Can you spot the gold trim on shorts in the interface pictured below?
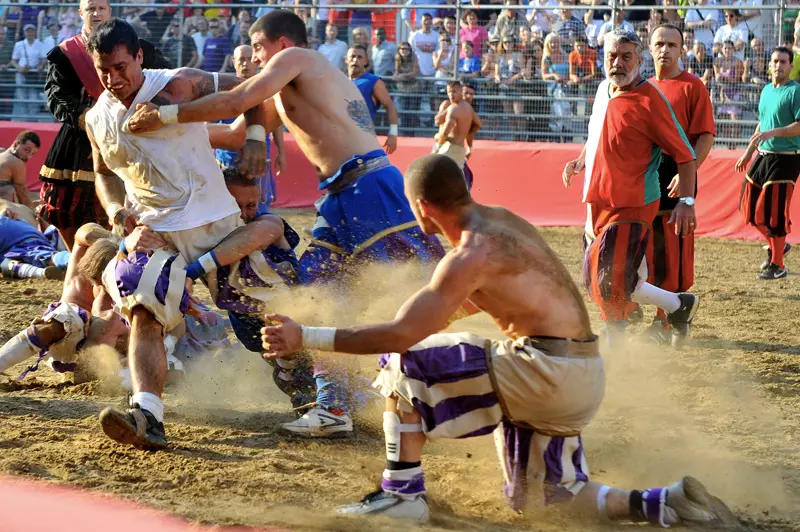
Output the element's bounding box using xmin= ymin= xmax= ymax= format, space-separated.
xmin=305 ymin=220 xmax=422 ymax=257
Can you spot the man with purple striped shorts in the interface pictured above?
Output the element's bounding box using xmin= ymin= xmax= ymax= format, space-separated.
xmin=261 ymin=155 xmax=734 ymax=526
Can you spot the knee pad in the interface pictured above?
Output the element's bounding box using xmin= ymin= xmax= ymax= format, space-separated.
xmin=383 ymin=411 xmax=422 ymax=462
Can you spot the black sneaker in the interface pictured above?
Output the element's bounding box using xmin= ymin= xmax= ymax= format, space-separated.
xmin=761 ymin=243 xmax=792 ymax=271
xmin=643 ymin=319 xmax=670 ymax=345
xmin=667 ymin=293 xmax=699 ymax=349
xmin=99 ymin=403 xmax=168 ymax=450
xmin=759 ymin=263 xmax=788 ymax=280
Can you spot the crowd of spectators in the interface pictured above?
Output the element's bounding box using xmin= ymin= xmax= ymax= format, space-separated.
xmin=0 ymin=0 xmax=796 ymax=142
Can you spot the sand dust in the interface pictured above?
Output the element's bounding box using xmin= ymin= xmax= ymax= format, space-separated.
xmin=0 ymin=214 xmax=798 ymax=531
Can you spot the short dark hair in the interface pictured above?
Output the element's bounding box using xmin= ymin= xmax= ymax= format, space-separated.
xmin=444 ymin=15 xmax=456 ymax=22
xmin=87 ymin=18 xmax=141 ymax=58
xmin=15 ymin=130 xmax=40 ymax=147
xmin=575 ymin=35 xmax=588 ymax=45
xmin=652 ymin=22 xmax=684 ymax=47
xmin=421 ymin=13 xmax=432 ymax=19
xmin=251 ymin=10 xmax=308 ymax=47
xmin=222 ymin=166 xmax=258 ymax=188
xmin=772 ymin=45 xmax=794 ymax=64
xmin=462 ymin=81 xmax=476 ymax=91
xmin=405 ymin=155 xmax=470 ymax=209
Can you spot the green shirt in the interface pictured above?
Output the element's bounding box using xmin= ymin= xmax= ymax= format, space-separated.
xmin=759 ymin=80 xmax=800 ymax=153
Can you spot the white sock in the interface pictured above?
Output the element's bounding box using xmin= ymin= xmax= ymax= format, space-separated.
xmin=131 ymin=391 xmax=164 ymax=422
xmin=632 ymin=282 xmax=681 ymax=314
xmin=0 ymin=331 xmax=38 ymax=373
xmin=1 ymin=258 xmax=46 ymax=278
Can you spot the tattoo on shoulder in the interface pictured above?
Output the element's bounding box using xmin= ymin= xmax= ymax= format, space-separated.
xmin=346 ymin=99 xmax=376 ymax=134
xmin=169 ymin=68 xmax=225 ymax=100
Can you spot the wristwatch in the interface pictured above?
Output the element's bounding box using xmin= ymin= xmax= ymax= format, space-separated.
xmin=679 ymin=197 xmax=696 ymax=207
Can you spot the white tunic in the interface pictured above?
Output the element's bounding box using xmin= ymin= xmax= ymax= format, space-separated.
xmin=86 ymin=68 xmax=240 ymax=232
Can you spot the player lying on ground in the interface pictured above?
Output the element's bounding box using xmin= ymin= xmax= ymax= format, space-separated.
xmin=0 ymin=201 xmax=70 ymax=280
xmin=261 ymin=155 xmax=734 ymax=527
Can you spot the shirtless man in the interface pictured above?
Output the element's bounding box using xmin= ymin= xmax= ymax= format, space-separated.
xmin=126 ymin=9 xmax=444 ymax=438
xmin=434 ymin=81 xmax=482 ymax=188
xmin=431 ymin=80 xmax=473 ymax=173
xmin=260 ymin=155 xmax=732 ymax=527
xmin=0 ymin=130 xmax=41 ymax=211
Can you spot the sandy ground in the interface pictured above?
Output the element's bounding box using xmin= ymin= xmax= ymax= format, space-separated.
xmin=0 ymin=212 xmax=798 ymax=531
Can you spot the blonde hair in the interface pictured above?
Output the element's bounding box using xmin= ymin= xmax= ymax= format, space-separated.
xmin=78 ymin=239 xmax=119 ymax=284
xmin=543 ymin=33 xmax=561 ymax=59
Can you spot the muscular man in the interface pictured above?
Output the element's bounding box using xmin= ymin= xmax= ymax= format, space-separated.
xmin=37 ymin=0 xmax=169 ymax=249
xmin=432 ymin=80 xmax=473 ymax=174
xmin=563 ymin=30 xmax=700 ymax=348
xmin=346 ymin=44 xmax=398 ymax=154
xmin=260 ymin=155 xmax=732 ymax=527
xmin=213 ymin=44 xmax=286 ymax=212
xmin=434 ymin=82 xmax=482 ymax=189
xmin=736 ymin=46 xmax=800 ymax=280
xmin=645 ymin=24 xmax=716 ymax=342
xmin=0 ymin=130 xmax=40 ymax=210
xmin=126 ymin=10 xmax=445 ymax=438
xmin=80 ymin=19 xmax=281 ymax=450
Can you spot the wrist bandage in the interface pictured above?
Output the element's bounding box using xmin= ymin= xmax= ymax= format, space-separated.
xmin=388 ymin=124 xmax=398 ymax=136
xmin=246 ymin=125 xmax=266 ymax=141
xmin=107 ymin=202 xmax=125 ymax=223
xmin=301 ymin=326 xmax=336 ymax=351
xmin=185 ymin=251 xmax=220 ymax=280
xmin=158 ymin=104 xmax=179 ymax=124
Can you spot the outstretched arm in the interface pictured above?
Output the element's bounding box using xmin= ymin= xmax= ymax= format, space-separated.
xmin=261 ymin=249 xmax=485 ymax=357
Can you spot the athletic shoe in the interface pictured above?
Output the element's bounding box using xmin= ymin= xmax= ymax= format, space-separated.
xmin=760 ymin=263 xmax=788 ymax=280
xmin=643 ymin=319 xmax=670 ymax=345
xmin=667 ymin=293 xmax=699 ymax=349
xmin=336 ymin=489 xmax=430 ymax=523
xmin=665 ymin=476 xmax=737 ymax=527
xmin=44 ymin=265 xmax=66 ymax=281
xmin=280 ymin=407 xmax=353 ymax=438
xmin=761 ymin=243 xmax=792 ymax=271
xmin=99 ymin=403 xmax=168 ymax=450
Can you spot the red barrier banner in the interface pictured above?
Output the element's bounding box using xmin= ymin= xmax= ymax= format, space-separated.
xmin=2 ymin=121 xmax=794 ymax=243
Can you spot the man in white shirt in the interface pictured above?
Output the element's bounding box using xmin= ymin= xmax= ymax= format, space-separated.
xmin=10 ymin=24 xmax=47 ymax=122
xmin=317 ymin=23 xmax=348 ymax=72
xmin=409 ymin=13 xmax=438 ymax=76
xmin=713 ymin=9 xmax=750 ymax=59
xmin=527 ymin=0 xmax=559 ymax=33
xmin=41 ymin=21 xmax=61 ymax=50
xmin=191 ymin=18 xmax=209 ymax=61
xmin=684 ymin=0 xmax=717 ymax=53
xmin=597 ymin=9 xmax=633 ymax=49
xmin=733 ymin=0 xmax=768 ymax=41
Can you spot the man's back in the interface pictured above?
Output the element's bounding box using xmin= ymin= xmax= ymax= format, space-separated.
xmin=274 ymin=48 xmax=383 ymax=178
xmin=459 ymin=205 xmax=593 ymax=340
xmin=445 ymin=101 xmax=473 ymax=144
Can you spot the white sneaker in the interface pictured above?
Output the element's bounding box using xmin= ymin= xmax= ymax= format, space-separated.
xmin=280 ymin=407 xmax=353 ymax=438
xmin=666 ymin=476 xmax=737 ymax=526
xmin=336 ymin=489 xmax=430 ymax=523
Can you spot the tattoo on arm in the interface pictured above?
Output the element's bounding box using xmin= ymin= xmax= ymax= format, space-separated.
xmin=346 ymin=99 xmax=376 ymax=134
xmin=167 ymin=68 xmax=244 ymax=102
xmin=150 ymin=94 xmax=172 ymax=106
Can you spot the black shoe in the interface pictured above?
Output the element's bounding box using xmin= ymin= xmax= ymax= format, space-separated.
xmin=667 ymin=293 xmax=699 ymax=349
xmin=759 ymin=263 xmax=788 ymax=280
xmin=99 ymin=403 xmax=168 ymax=450
xmin=761 ymin=243 xmax=792 ymax=271
xmin=643 ymin=319 xmax=670 ymax=345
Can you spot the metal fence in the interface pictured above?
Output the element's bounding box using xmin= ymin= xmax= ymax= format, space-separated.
xmin=0 ymin=0 xmax=791 ymax=147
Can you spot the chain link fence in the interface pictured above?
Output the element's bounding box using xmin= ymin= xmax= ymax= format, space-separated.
xmin=0 ymin=0 xmax=790 ymax=147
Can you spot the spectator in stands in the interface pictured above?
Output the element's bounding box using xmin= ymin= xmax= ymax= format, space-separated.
xmin=646 ymin=8 xmax=663 ymax=35
xmin=372 ymin=27 xmax=397 ymax=76
xmin=393 ymin=42 xmax=421 ymax=130
xmin=714 ymin=40 xmax=744 ymax=142
xmin=687 ymin=41 xmax=712 ymax=86
xmin=541 ymin=32 xmax=568 ymax=86
xmin=410 ymin=13 xmax=439 ymax=77
xmin=141 ymin=2 xmax=173 ymax=46
xmin=458 ymin=40 xmax=481 ymax=77
xmin=183 ymin=7 xmax=206 ymax=35
xmin=583 ymin=0 xmax=607 ymax=46
xmin=522 ymin=38 xmax=543 ymax=80
xmin=351 ymin=26 xmax=370 ymax=52
xmin=684 ymin=0 xmax=717 ymax=55
xmin=682 ymin=28 xmax=695 ymax=62
xmin=191 ymin=18 xmax=210 ymax=62
xmin=402 ymin=0 xmax=447 ymax=32
xmin=226 ymin=9 xmax=251 ymax=44
xmin=661 ymin=0 xmax=683 ymax=29
xmin=20 ymin=0 xmax=45 ymax=44
xmin=637 ymin=26 xmax=655 ymax=78
xmin=348 ymin=0 xmax=372 ymax=39
xmin=1 ymin=3 xmax=21 ymax=43
xmin=57 ymin=5 xmax=80 ymax=42
xmin=10 ymin=24 xmax=46 ymax=122
xmin=460 ymin=9 xmax=489 ymax=57
xmin=0 ymin=30 xmax=14 ymax=117
xmin=732 ymin=0 xmax=767 ymax=41
xmin=372 ymin=0 xmax=398 ymax=45
xmin=443 ymin=15 xmax=457 ymax=42
xmin=433 ymin=31 xmax=455 ymax=95
xmin=495 ymin=35 xmax=525 ymax=137
xmin=568 ymin=35 xmax=597 ymax=86
xmin=527 ymin=0 xmax=559 ymax=35
xmin=482 ymin=36 xmax=500 ymax=77
xmin=296 ymin=4 xmax=318 ymax=47
xmin=318 ymin=23 xmax=348 ymax=72
xmin=311 ymin=0 xmax=331 ymax=46
xmin=232 ymin=20 xmax=251 ymax=47
xmin=597 ymin=9 xmax=633 ymax=49
xmin=200 ymin=17 xmax=232 ymax=72
xmin=41 ymin=20 xmax=60 ymax=50
xmin=713 ymin=10 xmax=748 ymax=60
xmin=552 ymin=0 xmax=586 ymax=51
xmin=255 ymin=0 xmax=281 ymax=19
xmin=519 ymin=25 xmax=533 ymax=48
xmin=743 ymin=36 xmax=769 ymax=85
xmin=495 ymin=0 xmax=525 ymax=41
xmin=162 ymin=19 xmax=198 ymax=67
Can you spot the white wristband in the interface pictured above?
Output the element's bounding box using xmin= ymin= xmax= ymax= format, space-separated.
xmin=388 ymin=124 xmax=398 ymax=136
xmin=107 ymin=202 xmax=124 ymax=223
xmin=246 ymin=125 xmax=266 ymax=141
xmin=158 ymin=104 xmax=179 ymax=124
xmin=301 ymin=326 xmax=337 ymax=351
